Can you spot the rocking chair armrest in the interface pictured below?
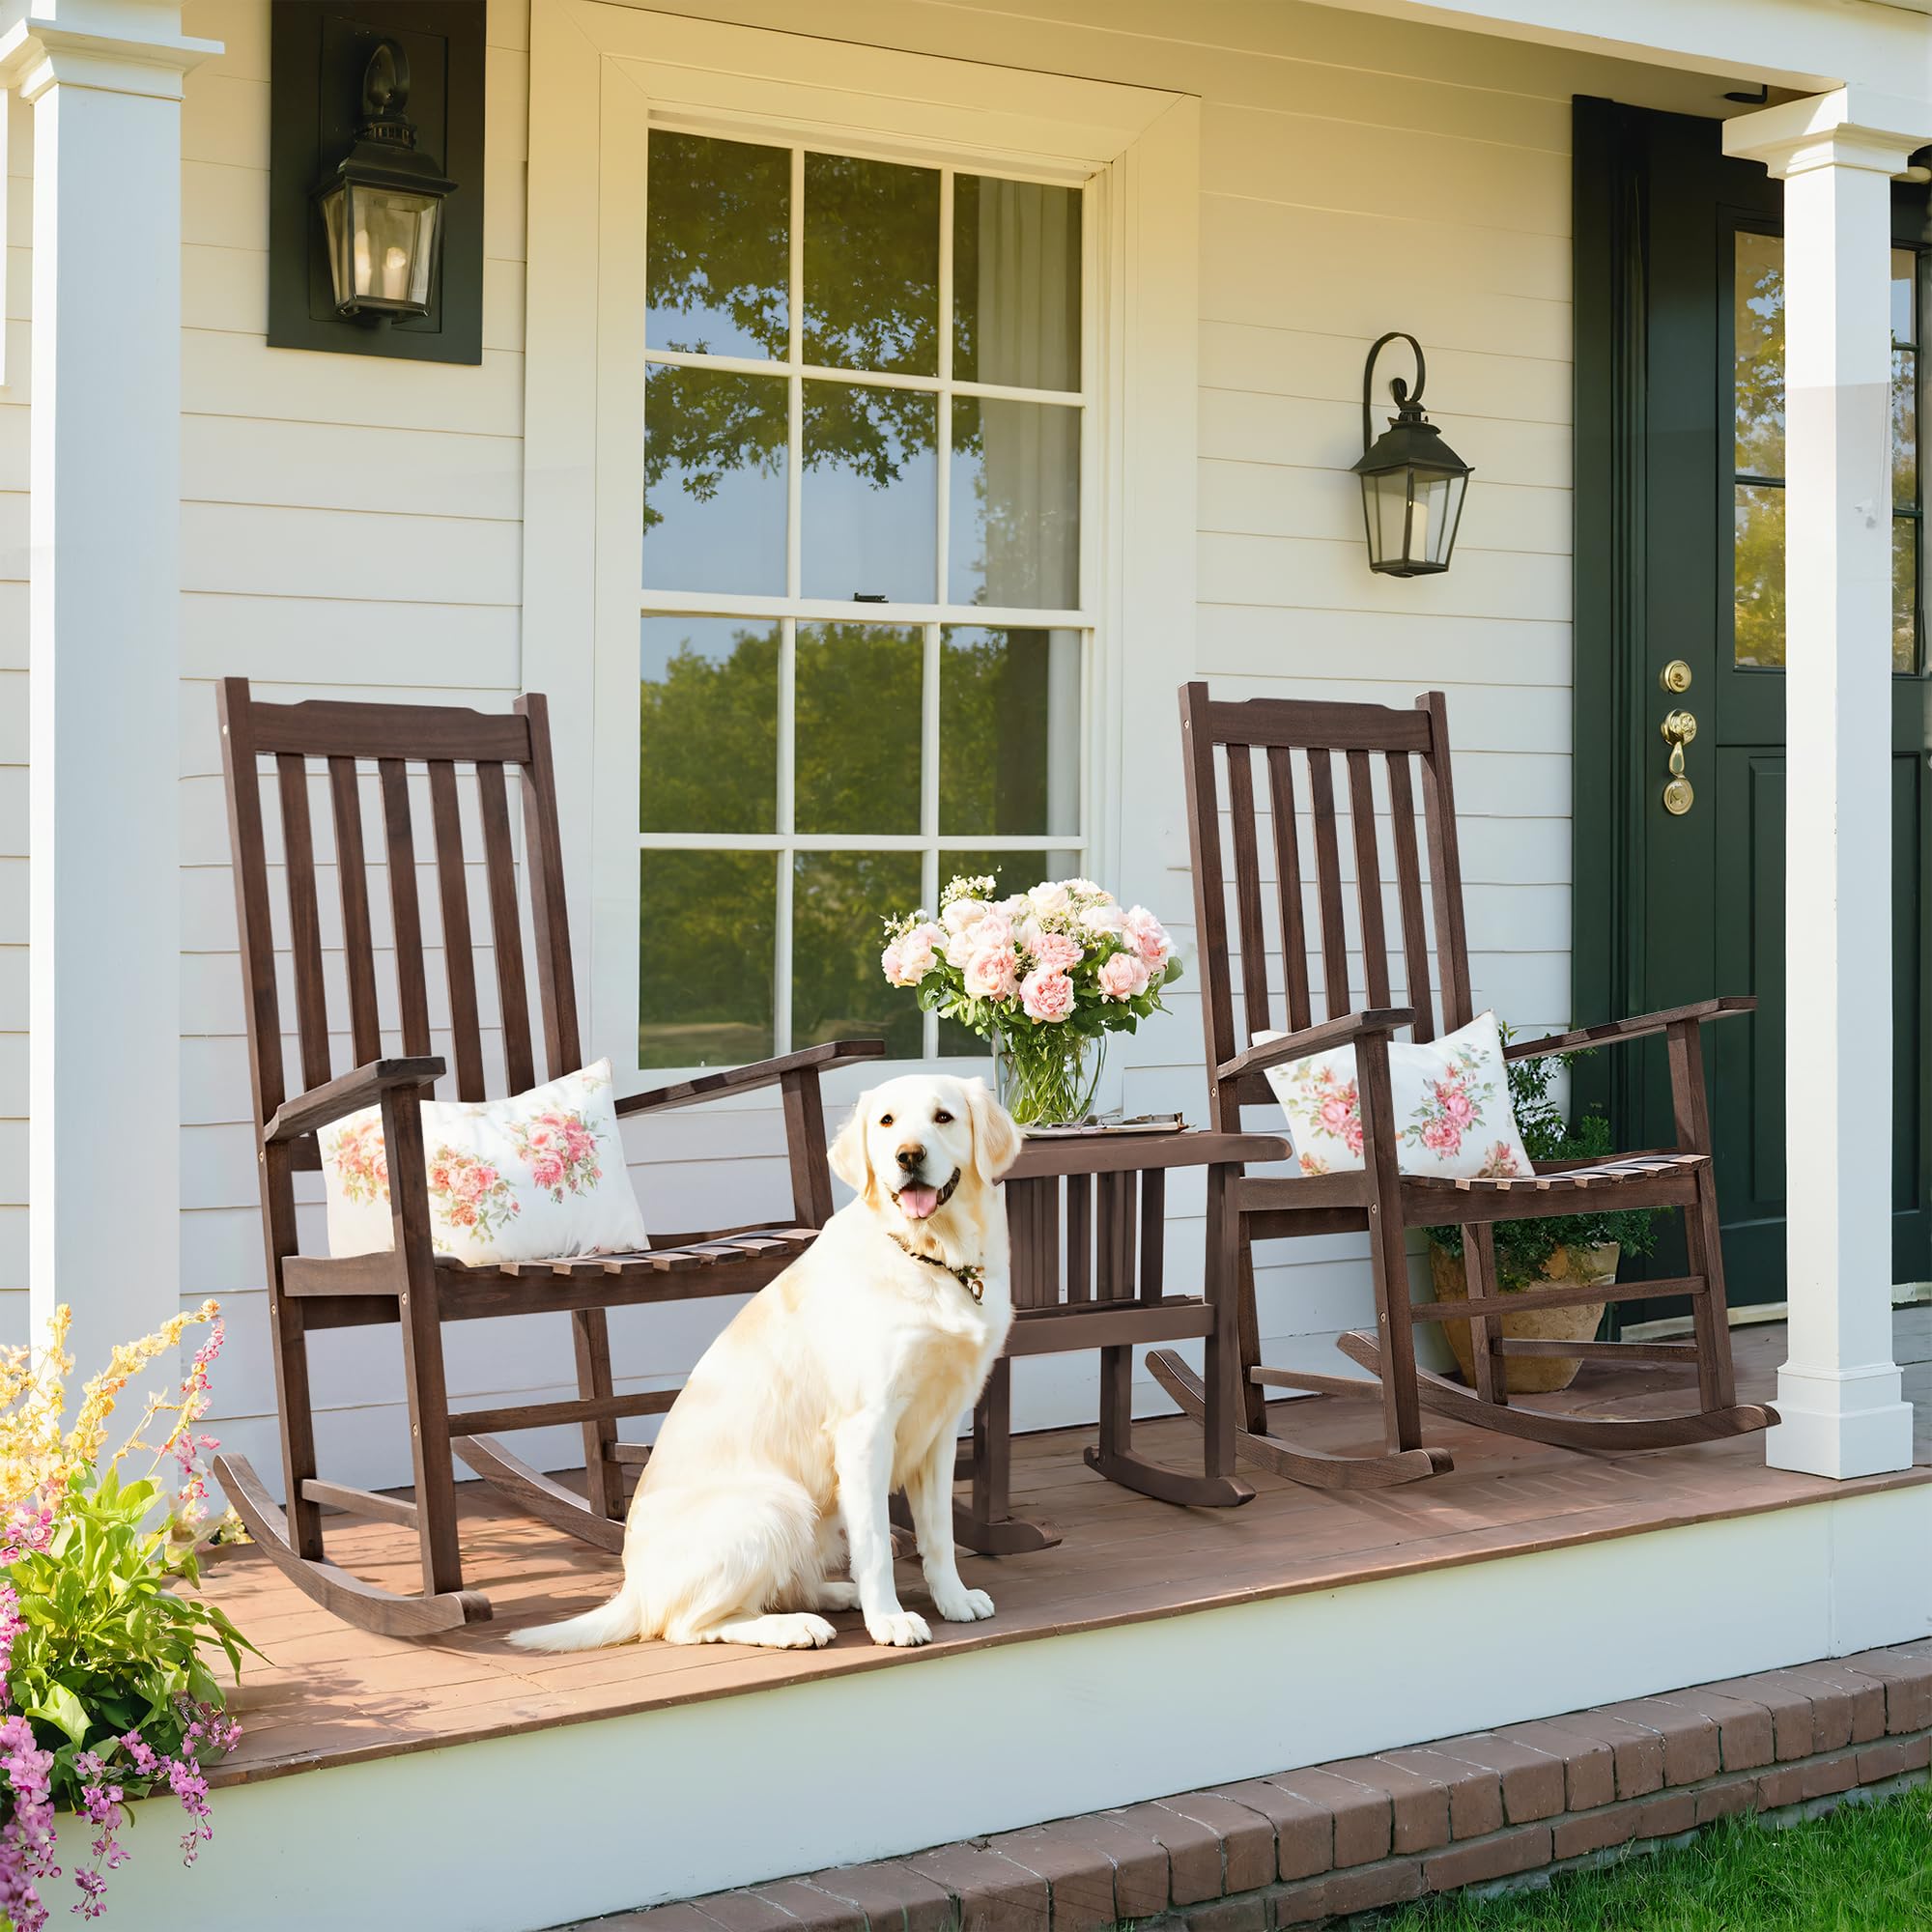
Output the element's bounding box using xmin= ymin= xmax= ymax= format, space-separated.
xmin=615 ymin=1037 xmax=889 ymax=1117
xmin=1503 ymin=996 xmax=1757 ymax=1063
xmin=1218 ymin=1008 xmax=1415 ymax=1084
xmin=261 ymin=1056 xmax=445 ymax=1146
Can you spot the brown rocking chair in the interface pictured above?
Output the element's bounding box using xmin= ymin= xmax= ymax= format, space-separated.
xmin=213 ymin=679 xmax=882 ymax=1633
xmin=1148 ymin=683 xmax=1776 ymax=1490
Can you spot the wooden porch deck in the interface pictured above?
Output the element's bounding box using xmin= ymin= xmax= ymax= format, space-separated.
xmin=203 ymin=1325 xmax=1932 ymax=1792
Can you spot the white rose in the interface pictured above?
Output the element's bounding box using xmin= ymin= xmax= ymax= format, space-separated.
xmin=1079 ymin=902 xmax=1125 ymax=933
xmin=942 ymin=897 xmax=991 ymax=936
xmin=1028 ymin=880 xmax=1070 ymax=919
xmin=945 ymin=925 xmax=981 ymax=968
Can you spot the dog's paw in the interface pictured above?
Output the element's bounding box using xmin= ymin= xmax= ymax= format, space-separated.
xmin=867 ymin=1609 xmax=931 ymax=1648
xmin=931 ymin=1585 xmax=995 ymax=1624
xmin=810 ymin=1579 xmax=860 ymax=1611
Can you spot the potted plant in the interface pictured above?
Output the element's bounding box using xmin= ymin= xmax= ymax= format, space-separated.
xmin=881 ymin=873 xmax=1182 ymax=1126
xmin=1423 ymin=1040 xmax=1661 ymax=1393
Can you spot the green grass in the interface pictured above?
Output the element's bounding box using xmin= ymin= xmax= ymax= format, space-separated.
xmin=1367 ymin=1791 xmax=1932 ymax=1930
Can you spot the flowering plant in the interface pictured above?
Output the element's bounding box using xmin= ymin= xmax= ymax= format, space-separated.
xmin=881 ymin=874 xmax=1182 ymax=1122
xmin=0 ymin=1304 xmax=251 ymax=1928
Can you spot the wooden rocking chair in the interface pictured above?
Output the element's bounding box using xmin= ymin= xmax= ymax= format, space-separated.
xmin=213 ymin=679 xmax=882 ymax=1633
xmin=1148 ymin=684 xmax=1776 ymax=1490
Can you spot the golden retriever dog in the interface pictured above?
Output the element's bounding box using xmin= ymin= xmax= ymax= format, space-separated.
xmin=510 ymin=1074 xmax=1019 ymax=1652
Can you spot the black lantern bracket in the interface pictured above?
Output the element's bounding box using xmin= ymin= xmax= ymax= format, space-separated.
xmin=1361 ymin=330 xmax=1429 ymax=454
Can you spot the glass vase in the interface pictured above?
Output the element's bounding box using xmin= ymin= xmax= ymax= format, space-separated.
xmin=992 ymin=1026 xmax=1105 ymax=1128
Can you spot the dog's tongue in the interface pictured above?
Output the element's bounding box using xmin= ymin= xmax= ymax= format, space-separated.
xmin=899 ymin=1182 xmax=941 ymax=1220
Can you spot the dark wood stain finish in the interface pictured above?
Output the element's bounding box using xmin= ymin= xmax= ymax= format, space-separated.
xmin=1160 ymin=683 xmax=1776 ymax=1492
xmin=213 ymin=679 xmax=884 ymax=1634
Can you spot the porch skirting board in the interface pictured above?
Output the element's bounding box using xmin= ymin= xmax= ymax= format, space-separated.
xmin=562 ymin=1637 xmax=1932 ymax=1932
xmin=91 ymin=1483 xmax=1932 ymax=1932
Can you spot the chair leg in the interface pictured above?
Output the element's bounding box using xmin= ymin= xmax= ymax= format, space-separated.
xmin=1668 ymin=1020 xmax=1738 ymax=1412
xmin=1234 ymin=1225 xmax=1268 ymax=1437
xmin=1358 ymin=1037 xmax=1424 ymax=1454
xmin=1463 ymin=1222 xmax=1505 ymax=1406
xmin=269 ymin=1280 xmax=327 ymax=1564
xmin=384 ymin=1096 xmax=466 ymax=1600
xmin=571 ymin=1308 xmax=623 ymax=1520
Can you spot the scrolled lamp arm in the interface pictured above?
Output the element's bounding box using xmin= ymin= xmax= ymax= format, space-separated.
xmin=1361 ymin=330 xmax=1428 ymax=452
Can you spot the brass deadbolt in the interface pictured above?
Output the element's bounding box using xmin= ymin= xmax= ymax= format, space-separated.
xmin=1660 ymin=660 xmax=1692 ymax=694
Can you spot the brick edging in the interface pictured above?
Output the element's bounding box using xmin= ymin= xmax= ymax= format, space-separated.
xmin=565 ymin=1640 xmax=1932 ymax=1932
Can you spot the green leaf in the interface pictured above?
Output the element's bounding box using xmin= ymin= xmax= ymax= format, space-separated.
xmin=27 ymin=1682 xmax=91 ymax=1746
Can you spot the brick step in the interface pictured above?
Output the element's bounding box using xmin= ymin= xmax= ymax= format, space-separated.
xmin=558 ymin=1640 xmax=1932 ymax=1932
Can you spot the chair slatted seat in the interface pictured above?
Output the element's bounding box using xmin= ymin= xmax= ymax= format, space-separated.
xmin=213 ymin=679 xmax=882 ymax=1634
xmin=1147 ymin=683 xmax=1775 ymax=1492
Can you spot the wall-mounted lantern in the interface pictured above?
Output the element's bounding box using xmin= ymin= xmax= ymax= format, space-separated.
xmin=1352 ymin=332 xmax=1473 ymax=577
xmin=270 ymin=2 xmax=485 ymax=364
xmin=314 ymin=42 xmax=454 ymax=321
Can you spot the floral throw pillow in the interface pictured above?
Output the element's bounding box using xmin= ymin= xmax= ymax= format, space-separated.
xmin=317 ymin=1060 xmax=649 ymax=1264
xmin=1255 ymin=1011 xmax=1533 ymax=1182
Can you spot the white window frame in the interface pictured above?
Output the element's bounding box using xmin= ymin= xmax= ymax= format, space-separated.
xmin=524 ymin=3 xmax=1198 ymax=1096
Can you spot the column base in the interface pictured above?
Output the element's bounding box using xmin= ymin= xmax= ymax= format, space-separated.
xmin=1766 ymin=1362 xmax=1916 ymax=1479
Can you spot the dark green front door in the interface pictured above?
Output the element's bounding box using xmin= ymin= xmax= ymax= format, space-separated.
xmin=1575 ymin=99 xmax=1932 ymax=1305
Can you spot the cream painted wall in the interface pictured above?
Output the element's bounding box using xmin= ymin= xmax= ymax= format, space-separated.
xmin=0 ymin=0 xmax=1772 ymax=1487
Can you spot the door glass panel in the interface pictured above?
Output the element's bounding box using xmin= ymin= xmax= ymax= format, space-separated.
xmin=792 ymin=850 xmax=924 ymax=1057
xmin=639 ymin=616 xmax=779 ymax=834
xmin=800 ymin=384 xmax=937 ymax=602
xmin=1733 ymin=232 xmax=1922 ymax=672
xmin=1734 ymin=483 xmax=1787 ymax=669
xmin=803 ymin=154 xmax=939 ymax=376
xmin=645 ymin=133 xmax=789 ymax=359
xmin=952 ymin=175 xmax=1082 ymax=390
xmin=1894 ymin=517 xmax=1918 ymax=672
xmin=639 ymin=850 xmax=776 ymax=1067
xmin=795 ymin=622 xmax=923 ymax=834
xmin=939 ymin=627 xmax=1080 ymax=837
xmin=642 ymin=365 xmax=787 ymax=594
xmin=1734 ymin=231 xmax=1785 ymax=478
xmin=949 ymin=398 xmax=1080 ymax=608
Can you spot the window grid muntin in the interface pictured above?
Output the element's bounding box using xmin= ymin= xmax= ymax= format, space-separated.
xmin=640 ymin=125 xmax=1094 ymax=1062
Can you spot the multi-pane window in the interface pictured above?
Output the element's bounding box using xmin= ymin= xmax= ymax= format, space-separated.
xmin=636 ymin=131 xmax=1089 ymax=1068
xmin=1733 ymin=231 xmax=1920 ymax=670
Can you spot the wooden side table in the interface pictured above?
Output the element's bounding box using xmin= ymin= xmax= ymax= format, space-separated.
xmin=950 ymin=1128 xmax=1290 ymax=1553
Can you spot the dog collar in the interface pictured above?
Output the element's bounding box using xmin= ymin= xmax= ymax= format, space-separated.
xmin=888 ymin=1232 xmax=984 ymax=1304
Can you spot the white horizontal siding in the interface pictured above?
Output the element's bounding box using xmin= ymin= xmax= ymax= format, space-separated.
xmin=0 ymin=0 xmax=1621 ymax=1480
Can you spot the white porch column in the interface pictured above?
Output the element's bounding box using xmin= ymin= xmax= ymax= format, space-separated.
xmin=0 ymin=4 xmax=215 ymax=1376
xmin=1726 ymin=91 xmax=1931 ymax=1479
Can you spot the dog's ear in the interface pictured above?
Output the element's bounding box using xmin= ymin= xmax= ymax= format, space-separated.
xmin=829 ymin=1094 xmax=873 ymax=1196
xmin=967 ymin=1078 xmax=1021 ymax=1185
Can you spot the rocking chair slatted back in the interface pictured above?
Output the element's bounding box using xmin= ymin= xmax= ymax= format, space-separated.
xmin=220 ymin=681 xmax=578 ymax=1164
xmin=1181 ymin=682 xmax=1471 ymax=1126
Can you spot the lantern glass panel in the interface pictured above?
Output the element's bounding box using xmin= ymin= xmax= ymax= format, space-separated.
xmin=348 ymin=185 xmax=440 ymax=309
xmin=1364 ymin=469 xmax=1409 ymax=570
xmin=1407 ymin=468 xmax=1465 ymax=569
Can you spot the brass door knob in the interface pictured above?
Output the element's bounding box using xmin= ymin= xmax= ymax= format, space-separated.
xmin=1661 ymin=708 xmax=1696 ymax=814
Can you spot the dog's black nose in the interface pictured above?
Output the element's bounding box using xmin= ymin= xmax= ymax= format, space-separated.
xmin=896 ymin=1144 xmax=925 ymax=1173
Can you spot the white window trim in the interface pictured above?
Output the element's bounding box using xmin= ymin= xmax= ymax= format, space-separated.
xmin=524 ymin=2 xmax=1199 ymax=1103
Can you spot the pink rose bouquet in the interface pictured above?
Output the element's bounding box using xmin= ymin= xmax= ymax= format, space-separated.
xmin=880 ymin=874 xmax=1183 ymax=1123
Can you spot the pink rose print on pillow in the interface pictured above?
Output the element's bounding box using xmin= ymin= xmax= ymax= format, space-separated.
xmin=427 ymin=1146 xmax=521 ymax=1243
xmin=510 ymin=1107 xmax=607 ymax=1206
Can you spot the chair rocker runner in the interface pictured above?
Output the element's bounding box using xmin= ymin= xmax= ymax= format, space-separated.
xmin=214 ymin=679 xmax=883 ymax=1634
xmin=1147 ymin=683 xmax=1776 ymax=1492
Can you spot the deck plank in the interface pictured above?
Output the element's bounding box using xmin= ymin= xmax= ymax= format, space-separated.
xmin=202 ymin=1325 xmax=1931 ymax=1788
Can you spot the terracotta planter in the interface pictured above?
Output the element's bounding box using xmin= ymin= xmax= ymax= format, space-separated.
xmin=1426 ymin=1240 xmax=1619 ymax=1394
